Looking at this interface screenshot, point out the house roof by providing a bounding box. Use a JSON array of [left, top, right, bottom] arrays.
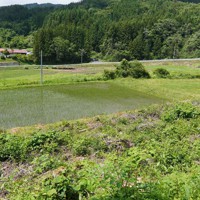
[[0, 48, 28, 54]]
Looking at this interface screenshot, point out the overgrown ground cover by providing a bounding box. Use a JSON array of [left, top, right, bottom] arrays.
[[0, 102, 200, 199]]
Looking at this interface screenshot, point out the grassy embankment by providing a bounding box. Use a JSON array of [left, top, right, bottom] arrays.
[[0, 102, 200, 199]]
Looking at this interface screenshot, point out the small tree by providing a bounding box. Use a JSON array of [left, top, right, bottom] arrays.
[[116, 59, 150, 79], [103, 70, 116, 80], [129, 61, 150, 78], [1, 55, 6, 60], [153, 68, 170, 78], [3, 49, 10, 58]]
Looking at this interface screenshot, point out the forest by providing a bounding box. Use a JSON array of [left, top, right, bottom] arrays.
[[0, 0, 200, 64]]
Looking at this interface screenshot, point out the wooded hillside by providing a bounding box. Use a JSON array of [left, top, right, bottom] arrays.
[[0, 0, 199, 63], [33, 0, 200, 63]]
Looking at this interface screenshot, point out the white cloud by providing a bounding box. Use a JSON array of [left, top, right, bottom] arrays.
[[0, 0, 81, 7]]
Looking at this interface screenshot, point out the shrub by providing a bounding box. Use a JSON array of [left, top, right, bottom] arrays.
[[29, 131, 71, 152], [153, 68, 170, 78], [32, 154, 63, 174], [116, 59, 150, 79], [1, 55, 5, 60], [162, 103, 200, 122], [103, 59, 150, 80], [129, 61, 150, 78], [103, 70, 116, 80], [41, 174, 79, 200], [0, 134, 28, 161], [72, 136, 107, 156]]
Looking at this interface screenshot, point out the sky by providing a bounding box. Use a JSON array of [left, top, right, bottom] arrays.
[[0, 0, 81, 7]]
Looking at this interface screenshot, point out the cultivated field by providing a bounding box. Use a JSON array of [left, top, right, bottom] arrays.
[[0, 60, 200, 129], [0, 60, 200, 200]]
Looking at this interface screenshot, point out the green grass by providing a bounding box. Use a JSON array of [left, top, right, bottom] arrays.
[[0, 61, 200, 88], [115, 78, 200, 100], [0, 61, 200, 129]]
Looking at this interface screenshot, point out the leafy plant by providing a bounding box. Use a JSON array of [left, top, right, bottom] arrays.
[[103, 70, 116, 80], [153, 68, 170, 78], [162, 102, 200, 122], [0, 134, 28, 161], [105, 59, 150, 79]]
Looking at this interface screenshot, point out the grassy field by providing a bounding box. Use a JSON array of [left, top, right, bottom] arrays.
[[0, 60, 200, 88], [0, 60, 200, 129]]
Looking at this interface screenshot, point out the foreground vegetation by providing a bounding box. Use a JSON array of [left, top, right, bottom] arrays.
[[0, 60, 200, 199], [0, 102, 200, 199]]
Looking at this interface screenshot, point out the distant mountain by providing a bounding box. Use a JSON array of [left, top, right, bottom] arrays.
[[0, 4, 61, 35], [24, 3, 64, 9], [179, 0, 200, 3]]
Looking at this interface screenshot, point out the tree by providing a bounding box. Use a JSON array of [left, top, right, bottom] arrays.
[[116, 59, 150, 79]]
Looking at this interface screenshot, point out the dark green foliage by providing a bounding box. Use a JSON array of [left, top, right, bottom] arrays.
[[30, 0, 200, 63], [162, 102, 200, 122], [103, 59, 150, 79], [41, 174, 79, 200], [72, 136, 108, 156], [103, 70, 116, 80], [0, 5, 58, 35], [1, 102, 200, 199], [12, 54, 34, 64], [116, 59, 150, 79], [129, 62, 151, 79], [0, 134, 28, 161], [1, 0, 200, 63], [0, 55, 5, 60], [179, 0, 200, 3], [29, 131, 70, 152], [153, 68, 170, 78]]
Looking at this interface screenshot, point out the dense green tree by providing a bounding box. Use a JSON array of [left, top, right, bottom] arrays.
[[182, 31, 200, 58], [1, 0, 200, 63]]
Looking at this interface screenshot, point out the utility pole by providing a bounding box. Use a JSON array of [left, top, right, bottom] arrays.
[[80, 49, 85, 64], [40, 50, 43, 85]]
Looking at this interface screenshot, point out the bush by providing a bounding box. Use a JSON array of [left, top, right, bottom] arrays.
[[41, 174, 79, 200], [153, 68, 170, 78], [129, 61, 151, 78], [104, 59, 150, 80], [162, 103, 200, 122], [13, 54, 34, 64], [0, 134, 29, 161], [32, 154, 63, 174], [29, 131, 71, 152], [116, 59, 150, 79], [1, 55, 5, 60], [72, 136, 107, 156], [103, 70, 116, 80]]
